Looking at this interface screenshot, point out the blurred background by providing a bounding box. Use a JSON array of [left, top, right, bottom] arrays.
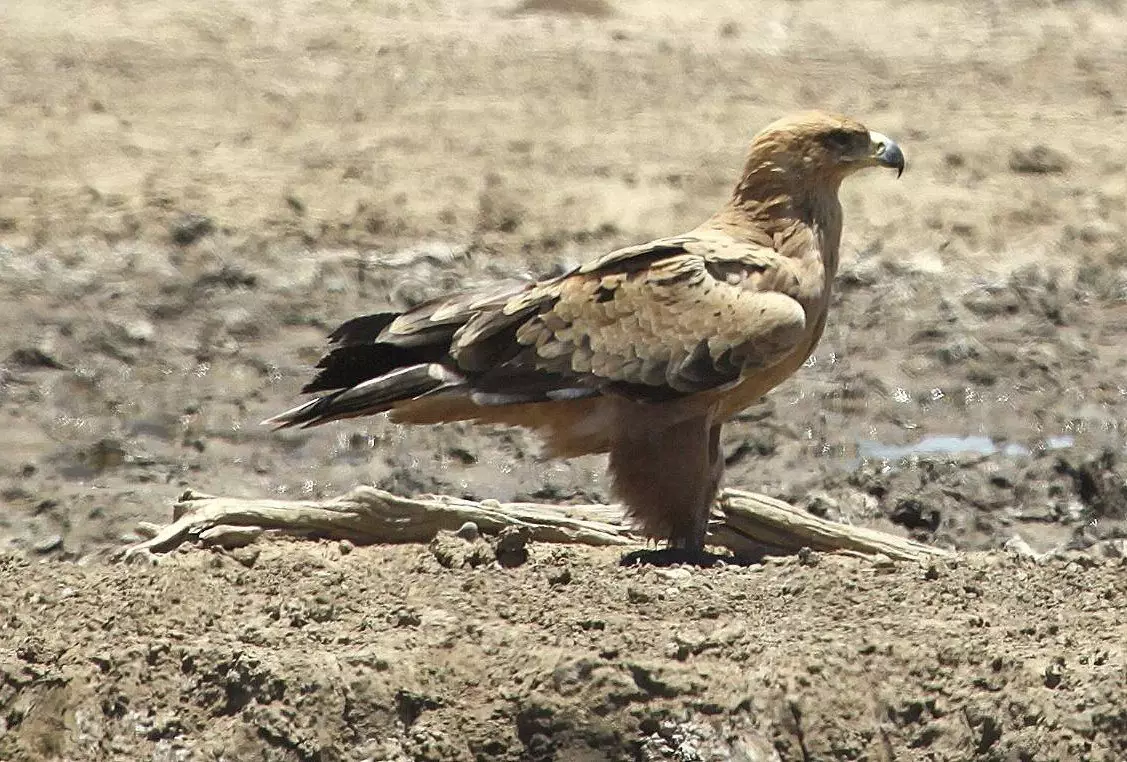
[[1, 0, 1125, 558]]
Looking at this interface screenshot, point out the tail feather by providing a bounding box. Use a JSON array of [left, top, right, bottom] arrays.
[[263, 279, 609, 433], [302, 280, 532, 393], [302, 342, 446, 394], [263, 363, 461, 429], [302, 311, 452, 395], [326, 312, 399, 345]]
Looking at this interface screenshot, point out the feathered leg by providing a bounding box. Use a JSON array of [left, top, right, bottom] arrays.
[[609, 413, 724, 562], [687, 422, 725, 550]]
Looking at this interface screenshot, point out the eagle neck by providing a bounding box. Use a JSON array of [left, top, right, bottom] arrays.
[[717, 174, 844, 277]]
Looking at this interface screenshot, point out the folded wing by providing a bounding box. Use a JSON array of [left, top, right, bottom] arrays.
[[261, 234, 808, 430]]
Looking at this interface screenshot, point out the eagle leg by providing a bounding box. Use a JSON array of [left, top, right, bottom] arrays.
[[608, 414, 726, 564]]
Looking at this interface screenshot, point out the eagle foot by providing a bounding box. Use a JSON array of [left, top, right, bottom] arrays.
[[618, 547, 738, 568]]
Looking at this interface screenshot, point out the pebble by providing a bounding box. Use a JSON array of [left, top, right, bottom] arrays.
[[124, 320, 155, 343], [32, 534, 63, 554], [455, 521, 480, 542], [169, 212, 214, 245], [1003, 534, 1040, 559], [870, 553, 896, 569], [494, 526, 529, 568]]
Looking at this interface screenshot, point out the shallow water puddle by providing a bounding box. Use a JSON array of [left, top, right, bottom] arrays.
[[857, 434, 1075, 461]]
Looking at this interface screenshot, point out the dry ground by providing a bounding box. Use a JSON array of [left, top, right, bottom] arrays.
[[1, 0, 1126, 759]]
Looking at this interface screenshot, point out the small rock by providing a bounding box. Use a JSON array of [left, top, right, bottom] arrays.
[[395, 689, 442, 726], [6, 347, 66, 370], [511, 0, 614, 18], [134, 521, 163, 540], [392, 607, 422, 627], [1075, 219, 1121, 245], [32, 534, 64, 554], [870, 553, 896, 570], [1008, 145, 1067, 174], [429, 530, 493, 569], [284, 194, 305, 215], [1043, 659, 1065, 689], [123, 320, 155, 343], [944, 151, 966, 168], [429, 532, 469, 569], [228, 545, 261, 568], [455, 521, 480, 542], [1003, 534, 1040, 559], [381, 240, 469, 269], [671, 630, 707, 660], [890, 498, 941, 532], [1093, 539, 1127, 559], [627, 586, 652, 604], [803, 491, 841, 519], [627, 662, 690, 698], [170, 213, 214, 245], [494, 526, 529, 568], [16, 637, 52, 663], [338, 539, 355, 555], [709, 622, 746, 646], [548, 567, 572, 586], [121, 548, 160, 566], [220, 307, 259, 339]]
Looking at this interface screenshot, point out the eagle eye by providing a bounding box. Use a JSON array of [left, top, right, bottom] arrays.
[[823, 129, 853, 151]]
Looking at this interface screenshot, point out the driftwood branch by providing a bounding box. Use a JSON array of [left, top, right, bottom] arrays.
[[125, 487, 635, 556], [121, 485, 951, 563], [715, 488, 951, 561]]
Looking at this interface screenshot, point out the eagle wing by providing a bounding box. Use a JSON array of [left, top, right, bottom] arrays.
[[443, 235, 809, 402], [262, 233, 809, 430]]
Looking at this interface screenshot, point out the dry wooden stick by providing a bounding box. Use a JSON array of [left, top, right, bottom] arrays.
[[121, 485, 951, 563], [122, 486, 637, 558], [715, 488, 952, 561]]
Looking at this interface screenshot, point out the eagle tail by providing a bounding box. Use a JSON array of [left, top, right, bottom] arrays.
[[262, 279, 604, 432], [261, 363, 463, 429]]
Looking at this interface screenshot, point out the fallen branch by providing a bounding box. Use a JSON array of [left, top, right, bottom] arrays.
[[121, 485, 951, 563], [124, 487, 636, 557], [715, 488, 952, 562]]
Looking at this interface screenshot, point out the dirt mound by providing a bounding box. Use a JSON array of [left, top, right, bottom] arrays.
[[2, 546, 1125, 761]]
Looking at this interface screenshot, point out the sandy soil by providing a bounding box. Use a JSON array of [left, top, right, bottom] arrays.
[[1, 0, 1126, 759]]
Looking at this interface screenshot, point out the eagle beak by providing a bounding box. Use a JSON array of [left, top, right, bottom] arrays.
[[869, 131, 905, 177]]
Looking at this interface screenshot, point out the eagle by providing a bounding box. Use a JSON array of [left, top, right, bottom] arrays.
[[263, 111, 905, 559]]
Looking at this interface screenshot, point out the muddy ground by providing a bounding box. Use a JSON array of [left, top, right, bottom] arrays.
[[1, 0, 1126, 759]]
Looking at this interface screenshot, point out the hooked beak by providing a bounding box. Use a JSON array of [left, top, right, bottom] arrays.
[[869, 131, 905, 177]]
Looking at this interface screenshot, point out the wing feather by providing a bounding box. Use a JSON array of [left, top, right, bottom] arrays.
[[447, 235, 809, 401], [267, 231, 814, 432]]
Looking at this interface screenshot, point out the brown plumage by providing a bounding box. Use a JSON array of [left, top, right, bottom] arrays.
[[263, 111, 905, 555]]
